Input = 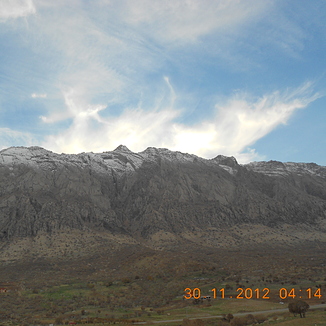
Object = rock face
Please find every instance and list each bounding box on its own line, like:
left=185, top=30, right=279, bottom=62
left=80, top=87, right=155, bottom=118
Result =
left=0, top=146, right=326, bottom=241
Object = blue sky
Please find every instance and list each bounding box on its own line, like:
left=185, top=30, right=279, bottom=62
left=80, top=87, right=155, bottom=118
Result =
left=0, top=0, right=325, bottom=164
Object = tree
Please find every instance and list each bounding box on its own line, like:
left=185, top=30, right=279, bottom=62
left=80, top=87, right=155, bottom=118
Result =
left=288, top=300, right=309, bottom=318
left=222, top=313, right=234, bottom=322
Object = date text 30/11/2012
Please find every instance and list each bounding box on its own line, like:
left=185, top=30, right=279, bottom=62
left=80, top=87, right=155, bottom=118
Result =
left=184, top=288, right=322, bottom=300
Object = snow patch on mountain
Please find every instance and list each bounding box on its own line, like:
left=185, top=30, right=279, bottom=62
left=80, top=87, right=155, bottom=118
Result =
left=245, top=161, right=326, bottom=178
left=140, top=147, right=198, bottom=163
left=2, top=145, right=324, bottom=179
left=218, top=165, right=237, bottom=175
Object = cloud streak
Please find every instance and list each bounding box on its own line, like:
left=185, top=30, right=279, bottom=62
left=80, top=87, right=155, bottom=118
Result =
left=0, top=0, right=35, bottom=21
left=1, top=1, right=324, bottom=164
left=0, top=127, right=37, bottom=149
left=107, top=0, right=271, bottom=44
left=26, top=0, right=274, bottom=119
left=41, top=82, right=320, bottom=163
left=31, top=93, right=47, bottom=98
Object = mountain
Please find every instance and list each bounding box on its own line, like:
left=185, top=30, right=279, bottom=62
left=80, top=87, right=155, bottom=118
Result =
left=0, top=145, right=325, bottom=254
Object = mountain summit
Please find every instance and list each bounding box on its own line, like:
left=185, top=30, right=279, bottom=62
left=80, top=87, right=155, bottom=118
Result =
left=113, top=145, right=133, bottom=153
left=0, top=146, right=325, bottom=250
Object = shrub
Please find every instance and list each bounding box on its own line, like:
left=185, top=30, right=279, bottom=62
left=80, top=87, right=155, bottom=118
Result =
left=255, top=314, right=267, bottom=324
left=288, top=300, right=309, bottom=318
left=244, top=314, right=256, bottom=324
left=230, top=317, right=246, bottom=326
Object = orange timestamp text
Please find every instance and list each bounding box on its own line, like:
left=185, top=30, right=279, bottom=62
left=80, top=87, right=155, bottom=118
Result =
left=184, top=287, right=322, bottom=300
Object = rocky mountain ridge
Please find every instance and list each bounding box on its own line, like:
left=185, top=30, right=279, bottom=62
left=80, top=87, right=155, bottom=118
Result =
left=0, top=145, right=325, bottom=246
left=0, top=145, right=239, bottom=175
left=1, top=145, right=324, bottom=177
left=245, top=160, right=326, bottom=178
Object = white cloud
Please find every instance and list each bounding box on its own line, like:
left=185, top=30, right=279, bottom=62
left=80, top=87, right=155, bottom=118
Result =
left=2, top=1, right=323, bottom=164
left=27, top=0, right=307, bottom=133
left=235, top=149, right=266, bottom=164
left=0, top=0, right=35, bottom=20
left=31, top=93, right=47, bottom=98
left=41, top=85, right=181, bottom=154
left=0, top=127, right=37, bottom=147
left=29, top=0, right=273, bottom=124
left=111, top=0, right=271, bottom=44
left=41, top=82, right=320, bottom=163
left=170, top=82, right=320, bottom=162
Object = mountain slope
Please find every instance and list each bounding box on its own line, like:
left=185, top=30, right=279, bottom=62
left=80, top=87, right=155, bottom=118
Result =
left=0, top=146, right=325, bottom=247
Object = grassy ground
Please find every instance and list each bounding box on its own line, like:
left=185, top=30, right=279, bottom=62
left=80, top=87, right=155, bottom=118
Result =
left=0, top=243, right=325, bottom=325
left=1, top=277, right=324, bottom=325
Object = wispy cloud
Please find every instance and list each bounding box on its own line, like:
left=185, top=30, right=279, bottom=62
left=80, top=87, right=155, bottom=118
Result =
left=172, top=82, right=321, bottom=162
left=108, top=0, right=271, bottom=44
left=31, top=93, right=47, bottom=98
left=41, top=80, right=181, bottom=154
left=0, top=0, right=36, bottom=21
left=41, top=81, right=320, bottom=163
left=0, top=127, right=37, bottom=148
left=26, top=0, right=275, bottom=127
left=1, top=1, right=324, bottom=164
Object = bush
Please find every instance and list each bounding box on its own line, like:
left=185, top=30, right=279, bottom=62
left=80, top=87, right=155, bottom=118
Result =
left=255, top=314, right=267, bottom=324
left=245, top=314, right=256, bottom=324
left=230, top=317, right=246, bottom=326
left=288, top=300, right=309, bottom=318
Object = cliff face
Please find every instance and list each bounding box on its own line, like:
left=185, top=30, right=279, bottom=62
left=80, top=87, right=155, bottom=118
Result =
left=0, top=146, right=326, bottom=241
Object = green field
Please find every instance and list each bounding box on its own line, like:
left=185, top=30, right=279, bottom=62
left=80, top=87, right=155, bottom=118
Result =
left=0, top=274, right=325, bottom=325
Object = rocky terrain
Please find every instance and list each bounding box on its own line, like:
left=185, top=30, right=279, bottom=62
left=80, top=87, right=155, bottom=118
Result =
left=0, top=145, right=325, bottom=259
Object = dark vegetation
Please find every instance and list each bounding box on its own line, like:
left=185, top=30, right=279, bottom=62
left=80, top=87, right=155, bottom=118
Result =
left=0, top=243, right=325, bottom=325
left=0, top=147, right=326, bottom=326
left=288, top=300, right=309, bottom=318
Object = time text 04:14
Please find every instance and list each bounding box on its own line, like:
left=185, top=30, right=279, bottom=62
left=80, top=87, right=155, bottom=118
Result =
left=184, top=288, right=322, bottom=300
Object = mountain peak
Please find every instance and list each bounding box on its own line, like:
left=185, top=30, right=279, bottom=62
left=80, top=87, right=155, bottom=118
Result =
left=212, top=154, right=238, bottom=167
left=113, top=145, right=132, bottom=153
left=0, top=144, right=326, bottom=244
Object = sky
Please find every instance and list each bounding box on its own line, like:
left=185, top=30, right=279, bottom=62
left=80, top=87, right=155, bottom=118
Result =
left=0, top=0, right=325, bottom=164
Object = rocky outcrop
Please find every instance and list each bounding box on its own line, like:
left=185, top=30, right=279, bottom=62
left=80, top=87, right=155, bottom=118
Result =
left=0, top=146, right=325, bottom=240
